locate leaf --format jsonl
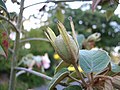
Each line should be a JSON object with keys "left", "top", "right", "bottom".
{"left": 111, "top": 63, "right": 120, "bottom": 73}
{"left": 0, "top": 0, "right": 10, "bottom": 18}
{"left": 0, "top": 23, "right": 9, "bottom": 58}
{"left": 49, "top": 68, "right": 70, "bottom": 90}
{"left": 63, "top": 85, "right": 82, "bottom": 90}
{"left": 79, "top": 50, "right": 110, "bottom": 73}
{"left": 77, "top": 34, "right": 85, "bottom": 49}
{"left": 55, "top": 60, "right": 70, "bottom": 74}
{"left": 112, "top": 76, "right": 120, "bottom": 89}
{"left": 104, "top": 79, "right": 114, "bottom": 90}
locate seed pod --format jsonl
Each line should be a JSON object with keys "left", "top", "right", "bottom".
{"left": 44, "top": 21, "right": 79, "bottom": 65}
{"left": 55, "top": 34, "right": 78, "bottom": 64}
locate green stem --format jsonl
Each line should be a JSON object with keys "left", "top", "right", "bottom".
{"left": 73, "top": 63, "right": 87, "bottom": 87}
{"left": 9, "top": 0, "right": 25, "bottom": 90}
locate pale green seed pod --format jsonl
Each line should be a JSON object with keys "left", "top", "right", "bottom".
{"left": 54, "top": 34, "right": 79, "bottom": 64}
{"left": 44, "top": 21, "right": 79, "bottom": 64}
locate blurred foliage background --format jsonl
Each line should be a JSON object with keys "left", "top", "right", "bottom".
{"left": 0, "top": 1, "right": 120, "bottom": 89}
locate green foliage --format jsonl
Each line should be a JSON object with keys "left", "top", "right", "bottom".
{"left": 62, "top": 8, "right": 120, "bottom": 51}
{"left": 46, "top": 21, "right": 120, "bottom": 89}
{"left": 48, "top": 6, "right": 120, "bottom": 49}
{"left": 0, "top": 0, "right": 120, "bottom": 90}
{"left": 79, "top": 50, "right": 110, "bottom": 73}
{"left": 18, "top": 73, "right": 45, "bottom": 88}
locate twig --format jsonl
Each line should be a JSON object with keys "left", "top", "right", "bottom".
{"left": 24, "top": 0, "right": 91, "bottom": 9}
{"left": 15, "top": 67, "right": 52, "bottom": 80}
{"left": 20, "top": 38, "right": 49, "bottom": 43}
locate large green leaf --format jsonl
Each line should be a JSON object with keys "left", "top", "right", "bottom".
{"left": 0, "top": 23, "right": 9, "bottom": 58}
{"left": 79, "top": 50, "right": 110, "bottom": 73}
{"left": 111, "top": 63, "right": 120, "bottom": 73}
{"left": 63, "top": 85, "right": 82, "bottom": 90}
{"left": 49, "top": 68, "right": 70, "bottom": 90}
{"left": 55, "top": 60, "right": 70, "bottom": 74}
{"left": 0, "top": 0, "right": 10, "bottom": 18}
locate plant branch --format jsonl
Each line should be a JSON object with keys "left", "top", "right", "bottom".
{"left": 15, "top": 67, "right": 52, "bottom": 80}
{"left": 24, "top": 0, "right": 91, "bottom": 9}
{"left": 20, "top": 38, "right": 49, "bottom": 43}
{"left": 9, "top": 0, "right": 25, "bottom": 90}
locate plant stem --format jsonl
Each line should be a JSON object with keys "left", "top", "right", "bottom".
{"left": 9, "top": 33, "right": 20, "bottom": 90}
{"left": 68, "top": 75, "right": 82, "bottom": 84}
{"left": 15, "top": 67, "right": 52, "bottom": 80}
{"left": 9, "top": 0, "right": 25, "bottom": 90}
{"left": 73, "top": 63, "right": 87, "bottom": 87}
{"left": 20, "top": 38, "right": 49, "bottom": 43}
